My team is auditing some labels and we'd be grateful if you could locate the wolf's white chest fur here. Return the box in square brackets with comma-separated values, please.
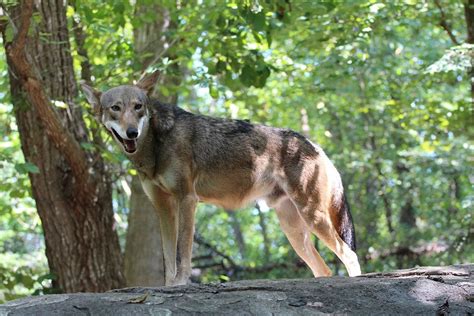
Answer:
[140, 170, 177, 197]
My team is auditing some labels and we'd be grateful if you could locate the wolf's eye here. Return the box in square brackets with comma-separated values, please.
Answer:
[111, 105, 121, 111]
[135, 104, 143, 111]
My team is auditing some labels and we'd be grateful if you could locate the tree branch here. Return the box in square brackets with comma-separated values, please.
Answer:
[434, 0, 460, 45]
[193, 232, 308, 278]
[9, 0, 31, 52]
[366, 241, 449, 261]
[225, 210, 247, 259]
[5, 1, 91, 196]
[70, 0, 92, 84]
[255, 203, 270, 263]
[369, 135, 394, 234]
[194, 233, 237, 268]
[70, 1, 107, 152]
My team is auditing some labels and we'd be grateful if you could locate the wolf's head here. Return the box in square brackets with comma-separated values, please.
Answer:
[81, 72, 159, 155]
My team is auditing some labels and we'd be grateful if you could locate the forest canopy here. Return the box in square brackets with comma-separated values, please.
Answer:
[0, 0, 472, 302]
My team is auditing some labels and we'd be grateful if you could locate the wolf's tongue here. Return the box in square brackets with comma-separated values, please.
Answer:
[124, 139, 137, 153]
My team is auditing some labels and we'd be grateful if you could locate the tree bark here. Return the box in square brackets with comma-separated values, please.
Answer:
[399, 198, 416, 229]
[396, 164, 417, 230]
[1, 0, 124, 292]
[465, 0, 474, 116]
[124, 177, 165, 286]
[133, 1, 180, 104]
[70, 0, 92, 85]
[465, 0, 474, 44]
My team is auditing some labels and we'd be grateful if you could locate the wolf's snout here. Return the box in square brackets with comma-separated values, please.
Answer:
[126, 127, 139, 139]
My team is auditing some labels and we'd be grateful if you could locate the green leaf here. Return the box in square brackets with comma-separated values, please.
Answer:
[5, 24, 14, 43]
[254, 65, 270, 88]
[32, 12, 42, 25]
[80, 142, 94, 151]
[216, 60, 227, 73]
[14, 162, 40, 174]
[247, 11, 266, 32]
[266, 32, 272, 47]
[219, 275, 230, 282]
[216, 14, 227, 28]
[23, 162, 40, 174]
[20, 274, 35, 289]
[9, 189, 25, 198]
[239, 64, 256, 87]
[209, 84, 219, 99]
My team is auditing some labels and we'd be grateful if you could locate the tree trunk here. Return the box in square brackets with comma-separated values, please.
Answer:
[465, 0, 474, 116]
[133, 1, 180, 104]
[1, 0, 124, 292]
[124, 177, 164, 286]
[399, 198, 416, 229]
[397, 164, 417, 231]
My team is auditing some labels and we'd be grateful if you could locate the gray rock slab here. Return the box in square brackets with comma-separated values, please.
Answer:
[1, 264, 472, 315]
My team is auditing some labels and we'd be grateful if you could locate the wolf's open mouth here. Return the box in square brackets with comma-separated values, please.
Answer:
[111, 128, 137, 154]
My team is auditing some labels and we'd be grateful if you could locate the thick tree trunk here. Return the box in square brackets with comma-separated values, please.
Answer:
[124, 177, 164, 286]
[1, 0, 124, 292]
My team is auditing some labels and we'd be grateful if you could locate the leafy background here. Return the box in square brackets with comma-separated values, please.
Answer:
[0, 0, 472, 301]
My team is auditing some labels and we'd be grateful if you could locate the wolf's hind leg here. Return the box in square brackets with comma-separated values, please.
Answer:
[308, 217, 361, 277]
[274, 198, 332, 277]
[285, 183, 362, 277]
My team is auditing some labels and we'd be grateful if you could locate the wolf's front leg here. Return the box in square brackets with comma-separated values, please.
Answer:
[174, 195, 197, 285]
[156, 203, 179, 285]
[140, 182, 179, 286]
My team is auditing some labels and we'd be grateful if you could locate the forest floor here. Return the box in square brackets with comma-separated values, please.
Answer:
[0, 264, 472, 315]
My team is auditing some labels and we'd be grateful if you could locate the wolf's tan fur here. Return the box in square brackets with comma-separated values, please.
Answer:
[81, 73, 362, 285]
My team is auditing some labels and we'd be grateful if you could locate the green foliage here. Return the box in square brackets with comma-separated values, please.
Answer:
[0, 0, 472, 300]
[0, 254, 51, 303]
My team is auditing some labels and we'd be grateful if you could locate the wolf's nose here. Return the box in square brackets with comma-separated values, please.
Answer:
[126, 127, 139, 139]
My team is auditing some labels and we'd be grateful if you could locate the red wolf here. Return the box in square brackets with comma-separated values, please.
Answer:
[81, 72, 362, 285]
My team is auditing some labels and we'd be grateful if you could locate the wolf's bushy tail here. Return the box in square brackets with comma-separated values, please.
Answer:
[334, 193, 357, 252]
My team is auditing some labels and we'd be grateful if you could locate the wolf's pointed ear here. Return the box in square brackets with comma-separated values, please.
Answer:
[80, 83, 102, 117]
[136, 71, 160, 95]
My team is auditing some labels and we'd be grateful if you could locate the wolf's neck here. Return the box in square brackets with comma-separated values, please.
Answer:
[128, 119, 157, 178]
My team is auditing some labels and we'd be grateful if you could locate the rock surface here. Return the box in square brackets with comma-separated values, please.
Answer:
[1, 264, 473, 315]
